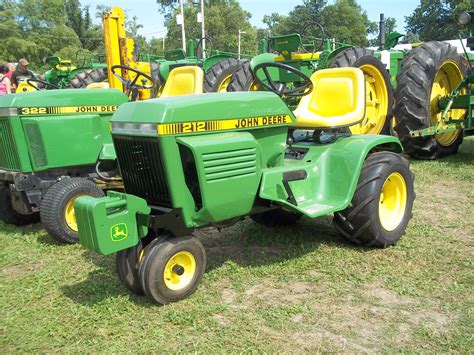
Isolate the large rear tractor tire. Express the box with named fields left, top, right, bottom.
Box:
left=40, top=178, right=104, bottom=244
left=250, top=208, right=302, bottom=227
left=333, top=152, right=415, bottom=248
left=330, top=48, right=393, bottom=135
left=67, top=68, right=108, bottom=89
left=226, top=60, right=262, bottom=92
left=393, top=41, right=466, bottom=159
left=139, top=235, right=206, bottom=305
left=0, top=185, right=39, bottom=226
left=204, top=58, right=242, bottom=93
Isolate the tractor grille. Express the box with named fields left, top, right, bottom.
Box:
left=0, top=119, right=21, bottom=171
left=114, top=136, right=172, bottom=207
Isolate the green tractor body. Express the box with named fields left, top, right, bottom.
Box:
left=0, top=89, right=128, bottom=237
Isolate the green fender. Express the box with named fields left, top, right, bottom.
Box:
left=259, top=135, right=402, bottom=218
left=249, top=53, right=277, bottom=71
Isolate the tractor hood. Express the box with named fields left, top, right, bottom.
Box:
left=110, top=92, right=295, bottom=137
left=0, top=88, right=127, bottom=111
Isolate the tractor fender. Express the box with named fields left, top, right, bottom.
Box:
left=258, top=135, right=402, bottom=218
left=249, top=53, right=278, bottom=71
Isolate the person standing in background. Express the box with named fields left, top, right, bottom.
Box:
left=11, top=58, right=35, bottom=90
left=0, top=65, right=12, bottom=94
left=5, top=63, right=16, bottom=80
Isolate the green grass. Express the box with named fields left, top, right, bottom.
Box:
left=1, top=138, right=473, bottom=352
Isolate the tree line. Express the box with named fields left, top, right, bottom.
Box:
left=0, top=0, right=471, bottom=72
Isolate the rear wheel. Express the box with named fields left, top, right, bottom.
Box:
left=204, top=58, right=242, bottom=93
left=0, top=185, right=39, bottom=226
left=250, top=208, right=302, bottom=227
left=67, top=68, right=108, bottom=88
left=330, top=48, right=393, bottom=135
left=394, top=41, right=466, bottom=159
left=226, top=60, right=261, bottom=92
left=40, top=178, right=104, bottom=244
left=138, top=235, right=206, bottom=305
left=333, top=152, right=415, bottom=248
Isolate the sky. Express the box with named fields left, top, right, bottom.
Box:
left=82, top=0, right=419, bottom=40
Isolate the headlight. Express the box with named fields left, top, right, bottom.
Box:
left=458, top=12, right=471, bottom=26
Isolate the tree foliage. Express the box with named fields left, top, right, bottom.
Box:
left=164, top=0, right=257, bottom=56
left=261, top=0, right=374, bottom=47
left=405, top=0, right=472, bottom=41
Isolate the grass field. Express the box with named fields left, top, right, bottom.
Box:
left=1, top=138, right=473, bottom=352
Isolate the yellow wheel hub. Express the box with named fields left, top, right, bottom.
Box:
left=64, top=194, right=87, bottom=232
left=430, top=60, right=465, bottom=146
left=379, top=172, right=407, bottom=231
left=163, top=251, right=196, bottom=291
left=217, top=73, right=233, bottom=93
left=350, top=64, right=389, bottom=135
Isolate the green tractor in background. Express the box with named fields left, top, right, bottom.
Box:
left=393, top=10, right=474, bottom=159
left=74, top=65, right=415, bottom=305
left=151, top=37, right=246, bottom=96
left=21, top=55, right=108, bottom=92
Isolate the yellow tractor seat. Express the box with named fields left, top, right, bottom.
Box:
left=86, top=82, right=110, bottom=89
left=293, top=67, right=366, bottom=129
left=160, top=66, right=204, bottom=97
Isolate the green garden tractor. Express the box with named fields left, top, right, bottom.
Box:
left=74, top=65, right=415, bottom=305
left=393, top=11, right=474, bottom=159
left=0, top=65, right=205, bottom=243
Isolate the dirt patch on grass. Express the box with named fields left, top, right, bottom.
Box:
left=1, top=262, right=41, bottom=278
left=244, top=281, right=314, bottom=305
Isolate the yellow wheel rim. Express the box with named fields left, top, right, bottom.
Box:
left=64, top=194, right=87, bottom=232
left=163, top=251, right=196, bottom=291
left=217, top=73, right=233, bottom=92
left=350, top=64, right=389, bottom=135
left=430, top=60, right=465, bottom=146
left=379, top=172, right=407, bottom=232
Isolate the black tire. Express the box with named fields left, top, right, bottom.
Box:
left=150, top=63, right=164, bottom=98
left=227, top=60, right=261, bottom=92
left=204, top=58, right=242, bottom=93
left=40, top=178, right=104, bottom=244
left=0, top=185, right=39, bottom=226
left=330, top=47, right=393, bottom=135
left=116, top=242, right=145, bottom=295
left=393, top=41, right=466, bottom=159
left=138, top=235, right=206, bottom=305
left=67, top=68, right=108, bottom=89
left=333, top=151, right=415, bottom=248
left=250, top=208, right=302, bottom=227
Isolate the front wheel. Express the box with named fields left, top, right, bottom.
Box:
left=138, top=235, right=206, bottom=305
left=40, top=178, right=104, bottom=243
left=333, top=152, right=415, bottom=248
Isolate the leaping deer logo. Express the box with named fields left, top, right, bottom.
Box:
left=110, top=223, right=128, bottom=242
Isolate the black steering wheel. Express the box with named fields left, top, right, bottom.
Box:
left=111, top=64, right=155, bottom=99
left=26, top=78, right=59, bottom=90
left=253, top=62, right=313, bottom=97
left=300, top=22, right=328, bottom=53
